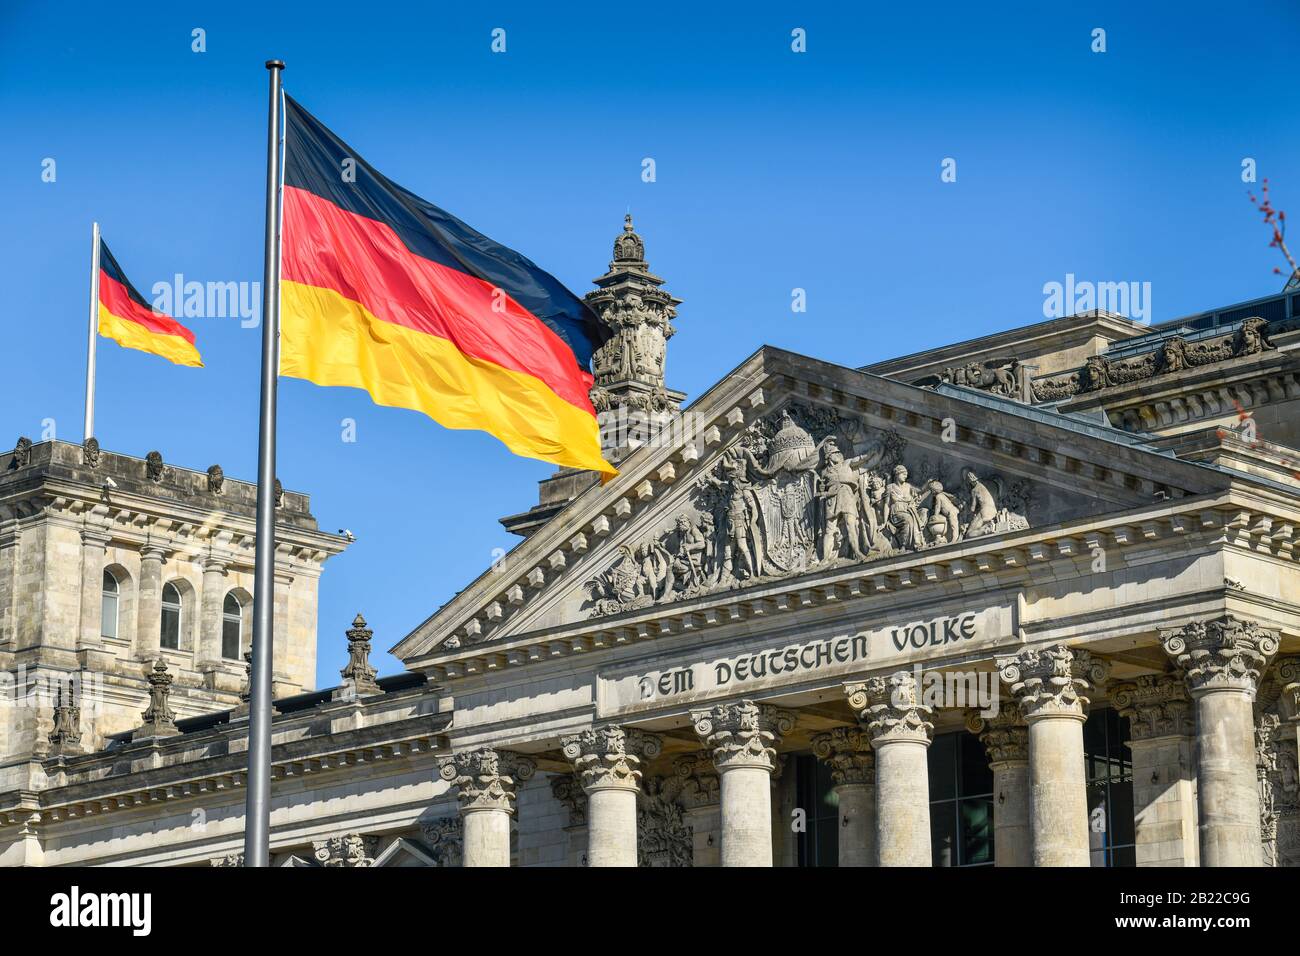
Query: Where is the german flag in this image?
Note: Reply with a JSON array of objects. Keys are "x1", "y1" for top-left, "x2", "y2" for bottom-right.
[
  {"x1": 97, "y1": 238, "x2": 203, "y2": 367},
  {"x1": 280, "y1": 95, "x2": 616, "y2": 477}
]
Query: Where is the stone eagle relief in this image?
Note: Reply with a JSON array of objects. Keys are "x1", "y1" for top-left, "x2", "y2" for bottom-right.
[{"x1": 584, "y1": 404, "x2": 1031, "y2": 617}]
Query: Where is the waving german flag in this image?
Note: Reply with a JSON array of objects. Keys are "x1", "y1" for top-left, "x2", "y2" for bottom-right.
[
  {"x1": 280, "y1": 95, "x2": 616, "y2": 476},
  {"x1": 98, "y1": 238, "x2": 202, "y2": 367}
]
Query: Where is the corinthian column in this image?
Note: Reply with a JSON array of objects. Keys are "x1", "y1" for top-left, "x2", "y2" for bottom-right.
[
  {"x1": 562, "y1": 725, "x2": 662, "y2": 867},
  {"x1": 846, "y1": 672, "x2": 933, "y2": 867},
  {"x1": 998, "y1": 644, "x2": 1107, "y2": 867},
  {"x1": 437, "y1": 748, "x2": 536, "y2": 867},
  {"x1": 966, "y1": 703, "x2": 1031, "y2": 867},
  {"x1": 1111, "y1": 673, "x2": 1198, "y2": 866},
  {"x1": 1162, "y1": 616, "x2": 1279, "y2": 867},
  {"x1": 810, "y1": 725, "x2": 876, "y2": 866},
  {"x1": 690, "y1": 700, "x2": 794, "y2": 867}
]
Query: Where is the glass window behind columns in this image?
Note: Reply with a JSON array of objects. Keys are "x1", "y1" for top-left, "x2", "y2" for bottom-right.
[
  {"x1": 793, "y1": 754, "x2": 839, "y2": 866},
  {"x1": 929, "y1": 731, "x2": 995, "y2": 866},
  {"x1": 1085, "y1": 707, "x2": 1135, "y2": 867}
]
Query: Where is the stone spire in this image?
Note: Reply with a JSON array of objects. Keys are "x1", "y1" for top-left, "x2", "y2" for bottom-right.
[
  {"x1": 135, "y1": 659, "x2": 179, "y2": 740},
  {"x1": 585, "y1": 214, "x2": 684, "y2": 431},
  {"x1": 340, "y1": 614, "x2": 381, "y2": 697}
]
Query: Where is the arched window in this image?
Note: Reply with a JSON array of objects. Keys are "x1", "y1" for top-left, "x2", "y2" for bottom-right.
[
  {"x1": 101, "y1": 570, "x2": 120, "y2": 640},
  {"x1": 222, "y1": 592, "x2": 244, "y2": 660},
  {"x1": 161, "y1": 582, "x2": 182, "y2": 650}
]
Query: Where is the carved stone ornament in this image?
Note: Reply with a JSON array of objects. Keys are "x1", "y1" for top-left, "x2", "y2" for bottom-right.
[
  {"x1": 1160, "y1": 616, "x2": 1280, "y2": 696},
  {"x1": 1110, "y1": 673, "x2": 1195, "y2": 739},
  {"x1": 584, "y1": 403, "x2": 1030, "y2": 617},
  {"x1": 809, "y1": 725, "x2": 875, "y2": 786},
  {"x1": 690, "y1": 700, "x2": 795, "y2": 772},
  {"x1": 207, "y1": 464, "x2": 224, "y2": 494},
  {"x1": 12, "y1": 436, "x2": 32, "y2": 468},
  {"x1": 1255, "y1": 659, "x2": 1300, "y2": 867},
  {"x1": 47, "y1": 682, "x2": 83, "y2": 756},
  {"x1": 941, "y1": 357, "x2": 1027, "y2": 401},
  {"x1": 965, "y1": 702, "x2": 1029, "y2": 763},
  {"x1": 340, "y1": 613, "x2": 381, "y2": 696},
  {"x1": 550, "y1": 773, "x2": 587, "y2": 827},
  {"x1": 997, "y1": 644, "x2": 1107, "y2": 720},
  {"x1": 420, "y1": 817, "x2": 463, "y2": 867},
  {"x1": 1030, "y1": 316, "x2": 1278, "y2": 402},
  {"x1": 561, "y1": 725, "x2": 663, "y2": 792},
  {"x1": 210, "y1": 853, "x2": 244, "y2": 867},
  {"x1": 846, "y1": 672, "x2": 934, "y2": 745},
  {"x1": 145, "y1": 450, "x2": 165, "y2": 483},
  {"x1": 273, "y1": 478, "x2": 285, "y2": 507},
  {"x1": 82, "y1": 437, "x2": 101, "y2": 469},
  {"x1": 667, "y1": 753, "x2": 720, "y2": 808},
  {"x1": 312, "y1": 833, "x2": 378, "y2": 867},
  {"x1": 136, "y1": 658, "x2": 179, "y2": 739},
  {"x1": 637, "y1": 776, "x2": 694, "y2": 867},
  {"x1": 438, "y1": 748, "x2": 537, "y2": 813}
]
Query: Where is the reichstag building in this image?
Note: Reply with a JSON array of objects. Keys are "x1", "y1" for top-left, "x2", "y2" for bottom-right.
[{"x1": 1, "y1": 217, "x2": 1297, "y2": 867}]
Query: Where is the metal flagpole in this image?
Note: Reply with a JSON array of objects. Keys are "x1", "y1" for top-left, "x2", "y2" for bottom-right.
[
  {"x1": 244, "y1": 58, "x2": 285, "y2": 868},
  {"x1": 83, "y1": 221, "x2": 101, "y2": 441}
]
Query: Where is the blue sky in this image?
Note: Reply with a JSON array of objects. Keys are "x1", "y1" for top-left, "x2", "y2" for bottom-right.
[{"x1": 2, "y1": 1, "x2": 1297, "y2": 686}]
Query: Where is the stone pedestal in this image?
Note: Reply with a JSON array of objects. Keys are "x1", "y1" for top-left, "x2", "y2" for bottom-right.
[
  {"x1": 691, "y1": 700, "x2": 794, "y2": 867},
  {"x1": 999, "y1": 645, "x2": 1107, "y2": 867},
  {"x1": 438, "y1": 748, "x2": 536, "y2": 867},
  {"x1": 967, "y1": 705, "x2": 1031, "y2": 867},
  {"x1": 846, "y1": 673, "x2": 933, "y2": 867},
  {"x1": 1112, "y1": 674, "x2": 1199, "y2": 867},
  {"x1": 811, "y1": 725, "x2": 876, "y2": 866},
  {"x1": 1162, "y1": 616, "x2": 1278, "y2": 867},
  {"x1": 562, "y1": 726, "x2": 661, "y2": 867},
  {"x1": 134, "y1": 544, "x2": 167, "y2": 660}
]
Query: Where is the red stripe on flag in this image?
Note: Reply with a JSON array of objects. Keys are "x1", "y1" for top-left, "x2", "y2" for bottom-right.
[
  {"x1": 98, "y1": 271, "x2": 196, "y2": 344},
  {"x1": 281, "y1": 185, "x2": 595, "y2": 415}
]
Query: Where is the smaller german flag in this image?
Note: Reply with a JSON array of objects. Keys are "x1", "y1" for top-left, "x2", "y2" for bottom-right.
[{"x1": 97, "y1": 238, "x2": 202, "y2": 367}]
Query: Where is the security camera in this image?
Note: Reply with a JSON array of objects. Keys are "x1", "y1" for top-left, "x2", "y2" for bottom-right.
[
  {"x1": 102, "y1": 477, "x2": 118, "y2": 490},
  {"x1": 339, "y1": 528, "x2": 356, "y2": 542}
]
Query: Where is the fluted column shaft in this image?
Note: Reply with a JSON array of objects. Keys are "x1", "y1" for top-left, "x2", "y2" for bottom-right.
[
  {"x1": 847, "y1": 673, "x2": 933, "y2": 867},
  {"x1": 811, "y1": 726, "x2": 876, "y2": 866},
  {"x1": 691, "y1": 700, "x2": 794, "y2": 867},
  {"x1": 967, "y1": 705, "x2": 1031, "y2": 867},
  {"x1": 999, "y1": 645, "x2": 1106, "y2": 867},
  {"x1": 438, "y1": 748, "x2": 536, "y2": 867},
  {"x1": 562, "y1": 726, "x2": 661, "y2": 867},
  {"x1": 1163, "y1": 616, "x2": 1278, "y2": 867}
]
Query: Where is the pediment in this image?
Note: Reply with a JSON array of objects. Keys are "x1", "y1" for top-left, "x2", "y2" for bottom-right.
[{"x1": 391, "y1": 347, "x2": 1232, "y2": 664}]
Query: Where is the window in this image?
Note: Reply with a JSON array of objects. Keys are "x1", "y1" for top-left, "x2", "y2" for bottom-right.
[
  {"x1": 1085, "y1": 707, "x2": 1135, "y2": 867},
  {"x1": 101, "y1": 570, "x2": 119, "y2": 640},
  {"x1": 160, "y1": 582, "x2": 182, "y2": 650},
  {"x1": 794, "y1": 754, "x2": 839, "y2": 866},
  {"x1": 929, "y1": 731, "x2": 995, "y2": 867},
  {"x1": 222, "y1": 593, "x2": 243, "y2": 660}
]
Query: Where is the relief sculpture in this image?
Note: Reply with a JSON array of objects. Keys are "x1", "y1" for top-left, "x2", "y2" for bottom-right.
[{"x1": 584, "y1": 404, "x2": 1031, "y2": 617}]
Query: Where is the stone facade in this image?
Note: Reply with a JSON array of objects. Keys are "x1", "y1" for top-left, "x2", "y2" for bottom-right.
[{"x1": 2, "y1": 223, "x2": 1299, "y2": 868}]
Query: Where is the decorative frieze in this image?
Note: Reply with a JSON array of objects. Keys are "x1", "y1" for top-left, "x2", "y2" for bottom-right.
[
  {"x1": 997, "y1": 644, "x2": 1107, "y2": 720},
  {"x1": 1160, "y1": 615, "x2": 1280, "y2": 695},
  {"x1": 561, "y1": 726, "x2": 662, "y2": 792},
  {"x1": 965, "y1": 703, "x2": 1029, "y2": 763},
  {"x1": 438, "y1": 748, "x2": 536, "y2": 813},
  {"x1": 690, "y1": 700, "x2": 795, "y2": 771},
  {"x1": 809, "y1": 725, "x2": 875, "y2": 785},
  {"x1": 210, "y1": 853, "x2": 243, "y2": 867},
  {"x1": 1111, "y1": 673, "x2": 1194, "y2": 739},
  {"x1": 845, "y1": 672, "x2": 934, "y2": 745}
]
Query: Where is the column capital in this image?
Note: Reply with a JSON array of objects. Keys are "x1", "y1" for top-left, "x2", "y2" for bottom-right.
[
  {"x1": 690, "y1": 700, "x2": 794, "y2": 772},
  {"x1": 80, "y1": 528, "x2": 112, "y2": 549},
  {"x1": 965, "y1": 703, "x2": 1029, "y2": 763},
  {"x1": 139, "y1": 543, "x2": 169, "y2": 563},
  {"x1": 202, "y1": 558, "x2": 229, "y2": 575},
  {"x1": 438, "y1": 747, "x2": 536, "y2": 813},
  {"x1": 997, "y1": 644, "x2": 1107, "y2": 720},
  {"x1": 810, "y1": 725, "x2": 875, "y2": 786},
  {"x1": 1276, "y1": 657, "x2": 1300, "y2": 724},
  {"x1": 1111, "y1": 673, "x2": 1195, "y2": 739},
  {"x1": 561, "y1": 725, "x2": 662, "y2": 792},
  {"x1": 1161, "y1": 616, "x2": 1280, "y2": 697},
  {"x1": 845, "y1": 672, "x2": 934, "y2": 745}
]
